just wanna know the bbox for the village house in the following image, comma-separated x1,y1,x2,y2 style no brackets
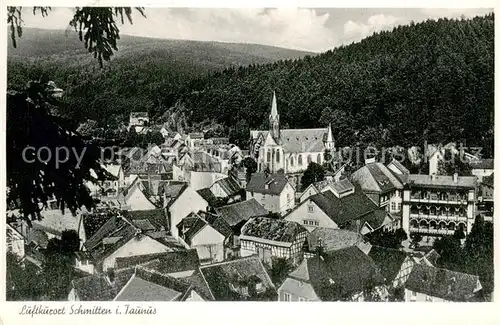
249,92,335,186
209,175,242,203
186,132,205,149
176,213,226,264
213,199,269,249
367,246,416,291
477,173,493,221
82,209,180,273
351,161,404,214
278,246,387,301
245,172,296,214
199,256,277,301
404,264,482,302
427,143,459,176
199,210,239,259
401,173,478,236
240,217,308,265
174,151,227,190
285,180,397,234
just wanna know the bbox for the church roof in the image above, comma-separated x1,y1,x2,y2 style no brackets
251,129,328,153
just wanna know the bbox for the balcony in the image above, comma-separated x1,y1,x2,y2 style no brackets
409,196,468,205
409,227,455,236
409,213,467,221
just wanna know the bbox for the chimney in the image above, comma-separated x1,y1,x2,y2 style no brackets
431,173,437,181
453,173,459,183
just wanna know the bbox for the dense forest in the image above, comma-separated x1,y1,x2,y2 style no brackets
7,14,494,156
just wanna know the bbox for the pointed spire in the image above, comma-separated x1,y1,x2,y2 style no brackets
327,123,334,142
270,91,278,118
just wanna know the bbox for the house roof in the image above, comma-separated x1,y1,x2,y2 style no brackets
368,246,408,284
251,128,328,153
406,174,477,190
177,214,212,246
71,267,135,301
306,189,378,227
422,249,441,266
214,199,269,227
199,256,276,301
103,164,122,178
122,209,168,231
352,162,403,193
482,173,494,188
343,209,393,233
183,271,215,300
405,264,481,301
241,217,307,243
388,158,410,175
211,176,241,197
115,249,199,273
470,159,494,170
115,267,191,301
246,173,290,195
196,188,219,206
307,228,363,252
199,210,234,238
296,246,383,300
189,132,205,139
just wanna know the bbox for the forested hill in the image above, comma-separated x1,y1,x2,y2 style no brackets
7,15,494,157
178,14,494,156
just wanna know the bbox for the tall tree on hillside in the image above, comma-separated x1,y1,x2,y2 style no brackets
7,7,146,67
437,149,472,176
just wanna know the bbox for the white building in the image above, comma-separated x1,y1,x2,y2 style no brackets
245,172,295,214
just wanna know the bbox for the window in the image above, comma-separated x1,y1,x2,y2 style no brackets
298,155,303,166
283,292,291,302
287,193,291,203
412,291,417,297
397,203,401,211
308,205,314,213
303,220,308,225
314,221,319,226
267,151,271,162
307,155,312,164
290,156,294,166
391,202,396,211
276,150,280,163
317,154,321,164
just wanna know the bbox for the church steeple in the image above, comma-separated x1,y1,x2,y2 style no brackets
269,91,280,140
325,123,335,150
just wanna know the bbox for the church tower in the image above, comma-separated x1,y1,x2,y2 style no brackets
269,91,280,141
325,123,335,151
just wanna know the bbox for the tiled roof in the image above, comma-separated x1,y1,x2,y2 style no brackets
183,271,215,300
307,228,363,252
422,249,441,266
246,173,290,195
352,162,403,193
177,214,211,245
115,267,191,301
470,159,494,170
329,179,355,196
199,211,233,238
214,199,269,227
211,176,241,197
343,209,392,233
197,188,219,206
122,209,168,231
368,246,408,284
115,249,199,272
71,267,134,301
406,174,477,189
199,256,276,301
251,128,327,153
241,217,307,243
388,158,410,175
482,173,494,187
301,246,383,300
405,264,481,301
306,189,378,227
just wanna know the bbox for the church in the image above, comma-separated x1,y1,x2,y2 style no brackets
250,91,335,177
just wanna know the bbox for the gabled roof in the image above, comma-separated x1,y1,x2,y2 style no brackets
421,249,441,266
71,267,134,301
196,188,219,206
246,173,291,195
405,264,481,301
307,228,363,252
241,217,307,243
298,246,383,301
214,199,269,227
305,189,378,227
115,266,192,301
115,249,199,273
199,256,276,301
177,213,213,246
199,210,234,238
251,128,328,153
368,246,408,284
352,162,403,193
211,176,241,197
387,158,410,175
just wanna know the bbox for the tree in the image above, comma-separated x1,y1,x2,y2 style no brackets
241,157,257,183
366,229,407,249
267,257,294,287
6,252,44,301
437,149,472,176
7,81,109,223
8,7,146,67
300,162,325,191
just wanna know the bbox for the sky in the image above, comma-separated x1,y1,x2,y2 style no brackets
17,7,493,52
